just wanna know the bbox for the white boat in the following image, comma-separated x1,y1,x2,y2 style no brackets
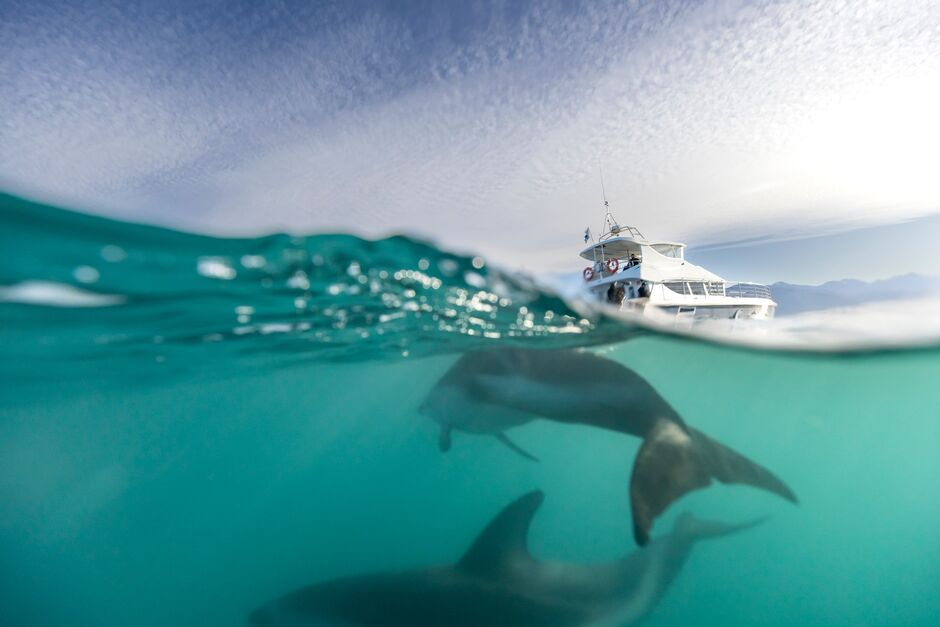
579,208,776,321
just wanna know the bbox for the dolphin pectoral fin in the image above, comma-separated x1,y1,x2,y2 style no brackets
438,424,453,452
629,419,798,546
630,419,711,546
495,433,539,462
688,427,798,504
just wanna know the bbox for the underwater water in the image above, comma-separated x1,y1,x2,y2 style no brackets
1,192,938,627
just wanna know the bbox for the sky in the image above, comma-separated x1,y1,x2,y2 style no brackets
2,0,939,282
687,211,940,284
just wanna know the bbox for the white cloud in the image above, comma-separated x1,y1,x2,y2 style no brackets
1,0,939,271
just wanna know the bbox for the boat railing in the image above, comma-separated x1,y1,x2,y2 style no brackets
661,280,725,296
600,224,645,240
725,282,772,299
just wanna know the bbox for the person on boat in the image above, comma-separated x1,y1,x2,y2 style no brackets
614,284,625,304
606,283,625,304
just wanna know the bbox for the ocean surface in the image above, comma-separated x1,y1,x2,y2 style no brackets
1,192,938,627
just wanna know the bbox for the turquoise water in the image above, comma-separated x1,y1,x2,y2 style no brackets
1,193,938,626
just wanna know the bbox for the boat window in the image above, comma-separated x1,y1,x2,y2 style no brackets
663,281,689,295
652,244,683,258
688,282,706,296
706,282,725,296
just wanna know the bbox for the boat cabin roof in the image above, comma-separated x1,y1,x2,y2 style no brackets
579,236,686,261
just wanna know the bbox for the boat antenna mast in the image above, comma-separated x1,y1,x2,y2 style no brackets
599,167,621,238
598,167,644,240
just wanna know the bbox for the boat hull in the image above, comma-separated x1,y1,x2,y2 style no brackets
584,284,776,321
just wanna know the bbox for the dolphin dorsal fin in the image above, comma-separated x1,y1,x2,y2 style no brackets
458,490,543,576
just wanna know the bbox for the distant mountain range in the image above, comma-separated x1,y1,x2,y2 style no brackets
771,274,940,316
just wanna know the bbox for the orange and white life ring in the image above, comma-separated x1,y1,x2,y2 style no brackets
583,267,595,281
605,258,619,273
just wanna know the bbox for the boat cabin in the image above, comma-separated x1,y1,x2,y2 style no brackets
577,215,775,319
579,231,720,285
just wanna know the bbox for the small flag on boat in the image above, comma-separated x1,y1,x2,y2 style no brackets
584,227,591,243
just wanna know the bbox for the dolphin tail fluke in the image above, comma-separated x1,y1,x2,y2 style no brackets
673,511,767,542
688,427,798,504
495,433,540,462
629,419,796,546
629,420,710,546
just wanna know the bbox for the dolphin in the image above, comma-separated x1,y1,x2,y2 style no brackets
419,348,796,545
250,490,763,627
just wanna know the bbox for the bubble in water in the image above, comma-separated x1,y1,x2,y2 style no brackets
287,271,310,290
438,259,459,276
464,272,486,288
100,245,126,262
73,266,100,284
240,255,266,269
197,257,236,280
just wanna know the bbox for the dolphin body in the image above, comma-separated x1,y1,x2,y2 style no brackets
250,491,762,627
420,348,796,545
